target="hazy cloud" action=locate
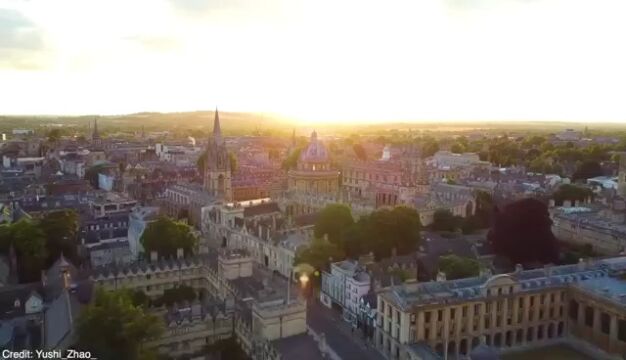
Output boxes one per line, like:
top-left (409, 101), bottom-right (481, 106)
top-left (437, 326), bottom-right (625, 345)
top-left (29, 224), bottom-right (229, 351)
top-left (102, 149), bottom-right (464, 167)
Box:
top-left (123, 35), bottom-right (182, 52)
top-left (0, 8), bottom-right (48, 69)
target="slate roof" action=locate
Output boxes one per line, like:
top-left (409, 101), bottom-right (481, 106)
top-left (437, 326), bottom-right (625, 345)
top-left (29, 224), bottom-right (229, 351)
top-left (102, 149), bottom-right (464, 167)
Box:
top-left (243, 202), bottom-right (281, 218)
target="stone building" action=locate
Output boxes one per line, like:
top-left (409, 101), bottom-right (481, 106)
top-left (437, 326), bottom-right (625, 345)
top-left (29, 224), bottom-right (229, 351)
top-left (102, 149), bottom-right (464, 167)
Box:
top-left (287, 131), bottom-right (339, 197)
top-left (203, 109), bottom-right (232, 201)
top-left (375, 257), bottom-right (626, 360)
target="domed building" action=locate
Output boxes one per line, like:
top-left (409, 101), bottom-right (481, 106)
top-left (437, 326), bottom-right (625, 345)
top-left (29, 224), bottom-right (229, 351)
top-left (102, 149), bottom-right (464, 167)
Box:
top-left (287, 131), bottom-right (340, 195)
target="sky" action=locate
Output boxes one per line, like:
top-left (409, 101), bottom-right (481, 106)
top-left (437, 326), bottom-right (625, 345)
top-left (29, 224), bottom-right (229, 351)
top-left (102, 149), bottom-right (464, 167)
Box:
top-left (1, 0), bottom-right (626, 123)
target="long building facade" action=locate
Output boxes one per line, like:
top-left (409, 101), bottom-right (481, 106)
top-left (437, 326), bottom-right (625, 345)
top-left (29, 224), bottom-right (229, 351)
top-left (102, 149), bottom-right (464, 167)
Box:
top-left (376, 257), bottom-right (626, 360)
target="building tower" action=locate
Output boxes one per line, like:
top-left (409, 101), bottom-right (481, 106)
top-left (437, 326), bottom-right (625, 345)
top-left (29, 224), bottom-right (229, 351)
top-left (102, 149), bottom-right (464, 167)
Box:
top-left (619, 152), bottom-right (626, 197)
top-left (92, 117), bottom-right (102, 147)
top-left (203, 108), bottom-right (232, 201)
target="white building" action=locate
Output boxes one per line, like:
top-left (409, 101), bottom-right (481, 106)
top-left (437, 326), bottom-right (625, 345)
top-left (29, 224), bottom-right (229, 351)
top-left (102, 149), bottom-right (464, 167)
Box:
top-left (321, 260), bottom-right (371, 324)
top-left (127, 206), bottom-right (160, 259)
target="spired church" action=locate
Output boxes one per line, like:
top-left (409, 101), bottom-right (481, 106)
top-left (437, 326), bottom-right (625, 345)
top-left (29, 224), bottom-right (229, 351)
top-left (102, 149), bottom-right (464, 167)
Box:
top-left (203, 109), bottom-right (233, 202)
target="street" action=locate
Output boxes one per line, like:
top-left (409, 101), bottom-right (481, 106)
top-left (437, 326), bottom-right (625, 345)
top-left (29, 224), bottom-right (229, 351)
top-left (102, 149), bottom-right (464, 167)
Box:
top-left (307, 298), bottom-right (385, 360)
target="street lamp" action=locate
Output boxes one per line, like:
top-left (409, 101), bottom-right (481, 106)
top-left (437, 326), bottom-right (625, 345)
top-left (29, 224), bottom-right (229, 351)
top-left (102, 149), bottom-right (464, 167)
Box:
top-left (299, 273), bottom-right (309, 288)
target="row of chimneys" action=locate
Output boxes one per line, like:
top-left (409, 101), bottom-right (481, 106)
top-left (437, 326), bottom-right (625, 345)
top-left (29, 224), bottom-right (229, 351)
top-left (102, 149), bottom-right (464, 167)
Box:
top-left (149, 248), bottom-right (185, 262)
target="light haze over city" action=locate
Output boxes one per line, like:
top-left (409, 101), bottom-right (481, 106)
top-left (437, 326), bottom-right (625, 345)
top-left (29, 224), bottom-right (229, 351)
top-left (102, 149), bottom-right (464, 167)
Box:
top-left (1, 0), bottom-right (626, 123)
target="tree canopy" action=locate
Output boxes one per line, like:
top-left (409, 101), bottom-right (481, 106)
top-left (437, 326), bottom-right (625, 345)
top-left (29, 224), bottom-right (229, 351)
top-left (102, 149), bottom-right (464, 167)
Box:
top-left (552, 184), bottom-right (593, 206)
top-left (314, 204), bottom-right (354, 244)
top-left (0, 219), bottom-right (47, 283)
top-left (488, 198), bottom-right (559, 265)
top-left (431, 209), bottom-right (461, 232)
top-left (294, 237), bottom-right (345, 274)
top-left (352, 143), bottom-right (367, 161)
top-left (39, 210), bottom-right (79, 266)
top-left (140, 216), bottom-right (197, 258)
top-left (76, 288), bottom-right (164, 360)
top-left (572, 160), bottom-right (603, 181)
top-left (282, 147), bottom-right (303, 170)
top-left (438, 255), bottom-right (481, 280)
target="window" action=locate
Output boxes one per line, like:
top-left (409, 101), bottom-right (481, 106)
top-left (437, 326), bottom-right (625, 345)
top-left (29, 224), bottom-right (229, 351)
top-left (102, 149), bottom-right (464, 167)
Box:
top-left (424, 311), bottom-right (431, 323)
top-left (601, 313), bottom-right (610, 335)
top-left (585, 306), bottom-right (594, 327)
top-left (618, 320), bottom-right (626, 342)
top-left (569, 300), bottom-right (579, 320)
top-left (438, 310), bottom-right (443, 321)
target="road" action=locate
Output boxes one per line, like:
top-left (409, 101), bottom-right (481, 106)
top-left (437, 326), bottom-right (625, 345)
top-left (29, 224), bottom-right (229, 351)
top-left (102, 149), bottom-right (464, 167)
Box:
top-left (307, 299), bottom-right (385, 360)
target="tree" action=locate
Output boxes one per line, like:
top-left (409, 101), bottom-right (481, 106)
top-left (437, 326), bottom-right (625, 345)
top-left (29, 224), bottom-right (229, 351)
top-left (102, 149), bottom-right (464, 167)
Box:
top-left (228, 151), bottom-right (238, 174)
top-left (450, 143), bottom-right (465, 154)
top-left (47, 128), bottom-right (62, 142)
top-left (76, 288), bottom-right (164, 360)
top-left (488, 198), bottom-right (559, 265)
top-left (39, 210), bottom-right (79, 266)
top-left (85, 164), bottom-right (107, 188)
top-left (358, 206), bottom-right (422, 259)
top-left (552, 184), bottom-right (593, 206)
top-left (572, 160), bottom-right (603, 181)
top-left (294, 237), bottom-right (345, 274)
top-left (140, 217), bottom-right (197, 258)
top-left (196, 151), bottom-right (207, 174)
top-left (431, 209), bottom-right (461, 232)
top-left (352, 143), bottom-right (367, 161)
top-left (314, 204), bottom-right (354, 244)
top-left (421, 140), bottom-right (439, 158)
top-left (474, 190), bottom-right (494, 228)
top-left (203, 338), bottom-right (248, 360)
top-left (155, 285), bottom-right (196, 307)
top-left (282, 147), bottom-right (302, 170)
top-left (438, 255), bottom-right (480, 280)
top-left (1, 219), bottom-right (47, 283)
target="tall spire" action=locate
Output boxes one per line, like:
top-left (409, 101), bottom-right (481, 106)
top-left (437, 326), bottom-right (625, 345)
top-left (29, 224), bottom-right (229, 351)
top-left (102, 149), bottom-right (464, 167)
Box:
top-left (92, 117), bottom-right (100, 140)
top-left (291, 128), bottom-right (296, 146)
top-left (213, 107), bottom-right (221, 139)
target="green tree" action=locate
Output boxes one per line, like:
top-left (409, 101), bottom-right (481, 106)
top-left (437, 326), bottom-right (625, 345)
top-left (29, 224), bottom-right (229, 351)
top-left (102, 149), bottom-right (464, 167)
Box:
top-left (314, 204), bottom-right (354, 244)
top-left (358, 206), bottom-right (422, 259)
top-left (155, 285), bottom-right (196, 307)
top-left (450, 143), bottom-right (465, 154)
top-left (572, 160), bottom-right (603, 181)
top-left (352, 143), bottom-right (367, 161)
top-left (294, 237), bottom-right (345, 274)
top-left (228, 151), bottom-right (238, 174)
top-left (47, 128), bottom-right (62, 142)
top-left (203, 338), bottom-right (248, 360)
top-left (438, 255), bottom-right (481, 280)
top-left (85, 164), bottom-right (107, 188)
top-left (39, 210), bottom-right (79, 266)
top-left (0, 219), bottom-right (47, 283)
top-left (196, 151), bottom-right (207, 174)
top-left (140, 217), bottom-right (197, 258)
top-left (282, 147), bottom-right (302, 170)
top-left (552, 184), bottom-right (593, 206)
top-left (76, 288), bottom-right (164, 360)
top-left (431, 209), bottom-right (461, 232)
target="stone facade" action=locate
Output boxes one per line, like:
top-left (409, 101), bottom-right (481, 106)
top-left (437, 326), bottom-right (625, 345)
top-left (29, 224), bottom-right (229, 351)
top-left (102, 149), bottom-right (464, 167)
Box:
top-left (375, 257), bottom-right (626, 360)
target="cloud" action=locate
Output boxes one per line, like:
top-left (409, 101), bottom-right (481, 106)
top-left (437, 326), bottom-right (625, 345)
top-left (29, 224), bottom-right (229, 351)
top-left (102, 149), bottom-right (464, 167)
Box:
top-left (123, 35), bottom-right (182, 52)
top-left (0, 8), bottom-right (48, 70)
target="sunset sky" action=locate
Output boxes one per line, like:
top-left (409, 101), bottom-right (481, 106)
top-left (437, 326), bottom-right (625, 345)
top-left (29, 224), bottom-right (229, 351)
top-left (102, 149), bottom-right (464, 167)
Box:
top-left (1, 0), bottom-right (625, 123)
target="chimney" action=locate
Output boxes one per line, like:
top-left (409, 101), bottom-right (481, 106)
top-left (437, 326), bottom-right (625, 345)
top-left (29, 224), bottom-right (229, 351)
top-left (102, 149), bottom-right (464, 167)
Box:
top-left (543, 264), bottom-right (552, 277)
top-left (548, 199), bottom-right (555, 208)
top-left (176, 248), bottom-right (184, 259)
top-left (514, 264), bottom-right (523, 274)
top-left (436, 271), bottom-right (447, 282)
top-left (577, 258), bottom-right (585, 271)
top-left (150, 251), bottom-right (158, 262)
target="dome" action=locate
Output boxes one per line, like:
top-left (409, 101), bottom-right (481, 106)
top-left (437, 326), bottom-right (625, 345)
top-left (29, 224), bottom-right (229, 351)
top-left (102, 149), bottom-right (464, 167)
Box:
top-left (300, 131), bottom-right (329, 163)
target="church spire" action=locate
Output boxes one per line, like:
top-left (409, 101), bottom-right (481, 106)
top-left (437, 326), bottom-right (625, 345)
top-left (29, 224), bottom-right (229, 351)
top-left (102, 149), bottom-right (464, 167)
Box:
top-left (213, 107), bottom-right (221, 139)
top-left (92, 117), bottom-right (100, 140)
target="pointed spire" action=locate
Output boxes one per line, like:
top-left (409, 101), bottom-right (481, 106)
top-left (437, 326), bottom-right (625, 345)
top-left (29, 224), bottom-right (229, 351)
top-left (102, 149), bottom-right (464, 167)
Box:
top-left (291, 128), bottom-right (296, 146)
top-left (92, 117), bottom-right (100, 140)
top-left (213, 107), bottom-right (221, 138)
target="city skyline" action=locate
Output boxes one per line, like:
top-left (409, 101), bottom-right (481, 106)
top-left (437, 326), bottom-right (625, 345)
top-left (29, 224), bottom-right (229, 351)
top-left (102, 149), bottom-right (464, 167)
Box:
top-left (1, 0), bottom-right (626, 124)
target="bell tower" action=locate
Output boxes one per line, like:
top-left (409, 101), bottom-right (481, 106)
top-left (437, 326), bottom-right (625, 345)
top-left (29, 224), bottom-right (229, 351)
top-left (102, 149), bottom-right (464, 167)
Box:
top-left (203, 108), bottom-right (232, 201)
